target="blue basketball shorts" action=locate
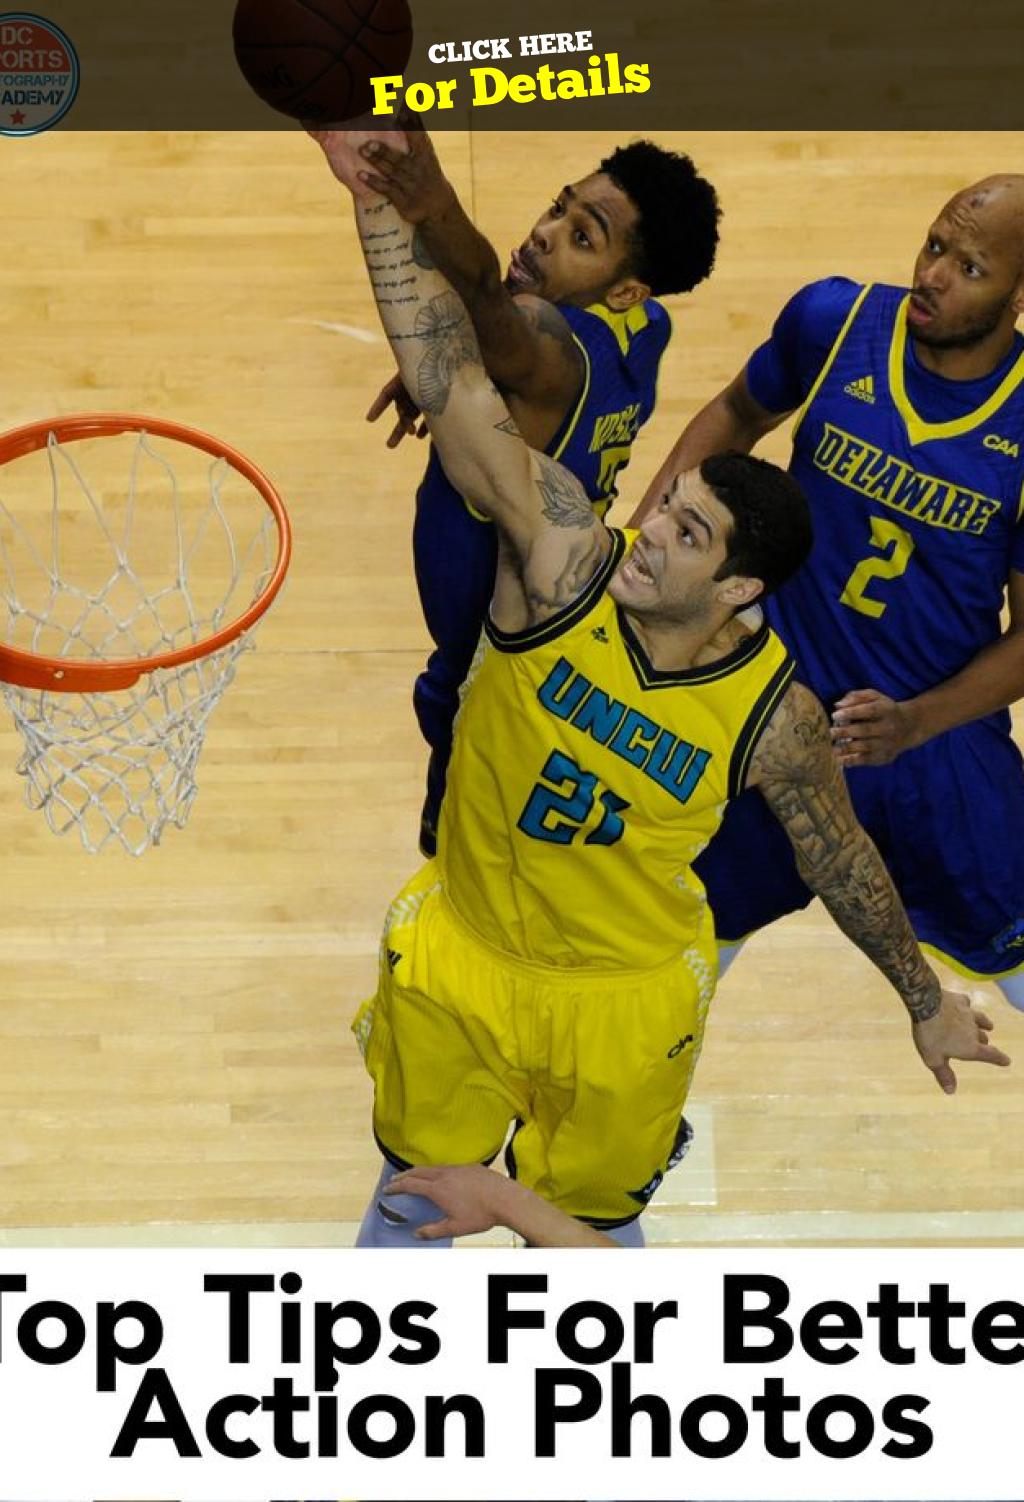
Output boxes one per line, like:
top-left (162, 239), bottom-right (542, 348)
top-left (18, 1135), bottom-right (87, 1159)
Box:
top-left (695, 717), bottom-right (1024, 980)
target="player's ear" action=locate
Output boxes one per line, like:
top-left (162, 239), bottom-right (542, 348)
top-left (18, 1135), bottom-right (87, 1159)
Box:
top-left (714, 574), bottom-right (764, 610)
top-left (605, 276), bottom-right (651, 312)
top-left (1011, 275), bottom-right (1024, 319)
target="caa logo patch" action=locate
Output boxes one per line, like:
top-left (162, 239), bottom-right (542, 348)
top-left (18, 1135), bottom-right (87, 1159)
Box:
top-left (0, 12), bottom-right (79, 136)
top-left (983, 433), bottom-right (1020, 458)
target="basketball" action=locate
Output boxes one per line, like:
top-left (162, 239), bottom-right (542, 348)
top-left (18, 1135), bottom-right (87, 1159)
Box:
top-left (232, 0), bottom-right (414, 123)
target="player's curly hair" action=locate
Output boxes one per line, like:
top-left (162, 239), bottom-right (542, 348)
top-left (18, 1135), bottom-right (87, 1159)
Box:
top-left (702, 451), bottom-right (813, 600)
top-left (599, 140), bottom-right (721, 295)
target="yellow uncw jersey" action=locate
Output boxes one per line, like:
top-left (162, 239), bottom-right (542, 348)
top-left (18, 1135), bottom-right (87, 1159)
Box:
top-left (440, 528), bottom-right (796, 971)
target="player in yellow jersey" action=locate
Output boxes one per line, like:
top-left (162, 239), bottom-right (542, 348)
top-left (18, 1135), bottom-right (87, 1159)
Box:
top-left (316, 130), bottom-right (1009, 1248)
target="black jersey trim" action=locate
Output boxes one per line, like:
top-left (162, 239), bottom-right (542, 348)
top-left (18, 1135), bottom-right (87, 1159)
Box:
top-left (485, 527), bottom-right (626, 654)
top-left (577, 1209), bottom-right (643, 1230)
top-left (618, 607), bottom-right (776, 691)
top-left (374, 1130), bottom-right (501, 1174)
top-left (727, 654), bottom-right (798, 798)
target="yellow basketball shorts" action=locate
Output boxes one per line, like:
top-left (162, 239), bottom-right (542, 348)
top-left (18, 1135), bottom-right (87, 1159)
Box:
top-left (353, 861), bottom-right (717, 1226)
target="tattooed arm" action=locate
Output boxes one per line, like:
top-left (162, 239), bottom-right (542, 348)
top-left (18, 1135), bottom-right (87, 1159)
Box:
top-left (748, 680), bottom-right (1010, 1093)
top-left (354, 133), bottom-right (585, 425)
top-left (330, 147), bottom-right (610, 630)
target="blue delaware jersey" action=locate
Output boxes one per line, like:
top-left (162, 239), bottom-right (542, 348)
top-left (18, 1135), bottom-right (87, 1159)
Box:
top-left (695, 279), bottom-right (1024, 979)
top-left (547, 299), bottom-right (672, 509)
top-left (766, 281), bottom-right (1024, 716)
top-left (413, 297), bottom-right (671, 837)
top-left (415, 297), bottom-right (671, 530)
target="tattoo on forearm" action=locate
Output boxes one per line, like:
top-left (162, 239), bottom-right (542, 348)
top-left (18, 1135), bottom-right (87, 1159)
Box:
top-left (409, 292), bottom-right (481, 415)
top-left (520, 300), bottom-right (580, 358)
top-left (522, 541), bottom-right (605, 616)
top-left (534, 453), bottom-right (596, 530)
top-left (753, 685), bottom-right (941, 1022)
top-left (494, 416), bottom-right (521, 437)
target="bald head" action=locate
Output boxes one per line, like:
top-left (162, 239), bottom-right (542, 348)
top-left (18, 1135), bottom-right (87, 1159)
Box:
top-left (944, 176), bottom-right (1024, 270)
top-left (909, 176), bottom-right (1024, 359)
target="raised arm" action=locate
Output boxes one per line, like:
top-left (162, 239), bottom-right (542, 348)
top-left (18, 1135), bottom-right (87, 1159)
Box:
top-left (317, 131), bottom-right (609, 629)
top-left (747, 680), bottom-right (1011, 1093)
top-left (324, 129), bottom-right (583, 436)
top-left (631, 369), bottom-right (789, 524)
top-left (632, 278), bottom-right (865, 524)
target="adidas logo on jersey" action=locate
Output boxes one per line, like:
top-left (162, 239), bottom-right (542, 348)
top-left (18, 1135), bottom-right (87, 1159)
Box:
top-left (844, 374), bottom-right (876, 403)
top-left (592, 625), bottom-right (609, 643)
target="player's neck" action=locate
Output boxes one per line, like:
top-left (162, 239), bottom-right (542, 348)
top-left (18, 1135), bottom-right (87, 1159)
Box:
top-left (911, 323), bottom-right (1018, 381)
top-left (625, 609), bottom-right (752, 672)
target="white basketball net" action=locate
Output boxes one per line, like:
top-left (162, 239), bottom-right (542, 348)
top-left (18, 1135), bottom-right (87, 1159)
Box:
top-left (0, 429), bottom-right (282, 854)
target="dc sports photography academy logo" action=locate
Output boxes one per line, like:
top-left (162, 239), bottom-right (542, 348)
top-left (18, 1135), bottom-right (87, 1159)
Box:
top-left (0, 11), bottom-right (79, 135)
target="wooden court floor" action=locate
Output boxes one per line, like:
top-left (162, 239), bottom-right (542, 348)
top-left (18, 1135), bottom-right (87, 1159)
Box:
top-left (1, 130), bottom-right (1022, 1246)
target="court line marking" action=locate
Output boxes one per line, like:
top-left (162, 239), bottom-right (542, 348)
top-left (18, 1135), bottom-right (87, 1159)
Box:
top-left (289, 317), bottom-right (381, 342)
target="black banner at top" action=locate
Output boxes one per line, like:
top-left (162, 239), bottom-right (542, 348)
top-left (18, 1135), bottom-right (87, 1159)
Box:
top-left (1, 0), bottom-right (1021, 131)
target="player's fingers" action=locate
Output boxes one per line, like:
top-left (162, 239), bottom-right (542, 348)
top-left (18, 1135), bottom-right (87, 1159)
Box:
top-left (972, 1009), bottom-right (995, 1031)
top-left (972, 1043), bottom-right (1011, 1066)
top-left (415, 1219), bottom-right (456, 1240)
top-left (384, 1170), bottom-right (426, 1194)
top-left (834, 689), bottom-right (880, 707)
top-left (356, 169), bottom-right (396, 198)
top-left (830, 721), bottom-right (884, 743)
top-left (931, 1062), bottom-right (957, 1094)
top-left (841, 742), bottom-right (896, 766)
top-left (367, 387), bottom-right (397, 423)
top-left (832, 702), bottom-right (886, 726)
top-left (416, 420), bottom-right (429, 438)
top-left (386, 419), bottom-right (408, 449)
top-left (359, 140), bottom-right (405, 169)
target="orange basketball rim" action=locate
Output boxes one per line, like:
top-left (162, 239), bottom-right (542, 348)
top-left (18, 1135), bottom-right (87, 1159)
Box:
top-left (0, 412), bottom-right (292, 692)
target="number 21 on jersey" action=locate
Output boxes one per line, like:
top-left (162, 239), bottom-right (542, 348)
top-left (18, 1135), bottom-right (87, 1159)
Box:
top-left (518, 751), bottom-right (630, 846)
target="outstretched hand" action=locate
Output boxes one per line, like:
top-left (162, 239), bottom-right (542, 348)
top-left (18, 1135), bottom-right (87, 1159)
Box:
top-left (354, 130), bottom-right (453, 222)
top-left (912, 989), bottom-right (1010, 1094)
top-left (384, 1163), bottom-right (507, 1239)
top-left (308, 126), bottom-right (410, 199)
top-left (368, 372), bottom-right (427, 446)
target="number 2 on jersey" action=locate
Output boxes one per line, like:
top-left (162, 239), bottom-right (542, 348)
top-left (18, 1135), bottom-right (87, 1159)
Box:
top-left (518, 750), bottom-right (630, 847)
top-left (839, 516), bottom-right (916, 619)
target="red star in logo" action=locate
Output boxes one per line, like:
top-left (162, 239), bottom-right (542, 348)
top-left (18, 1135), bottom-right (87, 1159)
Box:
top-left (10, 110), bottom-right (25, 125)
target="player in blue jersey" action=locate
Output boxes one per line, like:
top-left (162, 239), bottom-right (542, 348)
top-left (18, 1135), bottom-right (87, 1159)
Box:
top-left (347, 130), bottom-right (721, 853)
top-left (637, 174), bottom-right (1024, 1006)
